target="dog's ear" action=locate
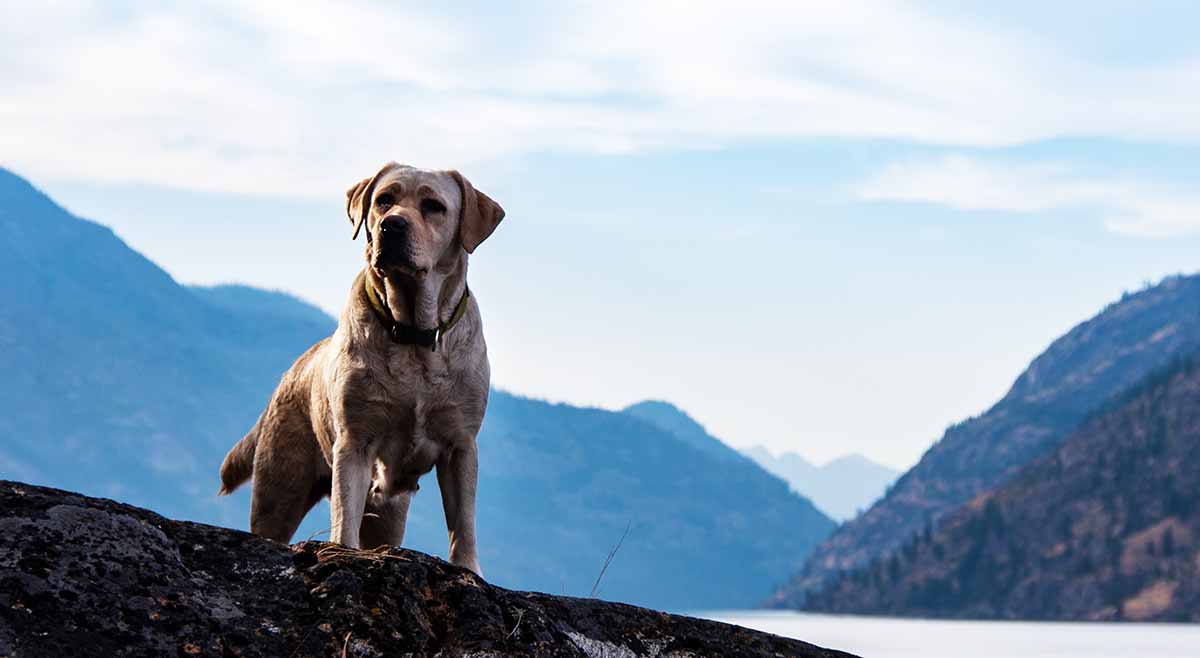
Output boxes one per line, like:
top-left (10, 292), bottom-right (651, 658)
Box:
top-left (346, 177), bottom-right (372, 240)
top-left (449, 171), bottom-right (505, 253)
top-left (345, 163), bottom-right (395, 240)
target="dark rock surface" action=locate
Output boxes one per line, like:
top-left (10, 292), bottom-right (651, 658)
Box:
top-left (0, 481), bottom-right (855, 657)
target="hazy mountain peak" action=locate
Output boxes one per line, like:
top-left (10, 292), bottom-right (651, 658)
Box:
top-left (822, 453), bottom-right (871, 468)
top-left (188, 284), bottom-right (334, 329)
top-left (742, 447), bottom-right (899, 522)
top-left (622, 399), bottom-right (747, 465)
top-left (0, 166), bottom-right (48, 200)
top-left (0, 166), bottom-right (78, 229)
top-left (622, 399), bottom-right (708, 436)
top-left (742, 444), bottom-right (782, 464)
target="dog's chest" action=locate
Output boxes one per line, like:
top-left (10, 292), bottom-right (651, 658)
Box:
top-left (375, 354), bottom-right (466, 487)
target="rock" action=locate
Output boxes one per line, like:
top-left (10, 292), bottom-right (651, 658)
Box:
top-left (0, 481), bottom-right (856, 657)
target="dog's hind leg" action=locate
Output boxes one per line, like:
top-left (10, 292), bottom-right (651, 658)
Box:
top-left (359, 485), bottom-right (413, 549)
top-left (248, 422), bottom-right (326, 543)
top-left (250, 479), bottom-right (326, 544)
top-left (249, 463), bottom-right (323, 544)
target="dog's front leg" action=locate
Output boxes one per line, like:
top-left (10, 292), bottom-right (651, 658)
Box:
top-left (436, 441), bottom-right (482, 576)
top-left (330, 439), bottom-right (372, 549)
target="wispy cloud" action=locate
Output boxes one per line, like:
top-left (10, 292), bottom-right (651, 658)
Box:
top-left (2, 2), bottom-right (1200, 197)
top-left (855, 154), bottom-right (1200, 237)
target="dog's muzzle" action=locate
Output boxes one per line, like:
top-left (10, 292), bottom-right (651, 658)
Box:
top-left (376, 216), bottom-right (416, 268)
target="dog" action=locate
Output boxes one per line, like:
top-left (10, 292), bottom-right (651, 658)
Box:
top-left (218, 162), bottom-right (504, 576)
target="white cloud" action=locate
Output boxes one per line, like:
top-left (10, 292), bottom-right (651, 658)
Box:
top-left (2, 1), bottom-right (1200, 197)
top-left (855, 154), bottom-right (1200, 237)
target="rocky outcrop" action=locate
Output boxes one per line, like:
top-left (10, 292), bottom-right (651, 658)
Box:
top-left (0, 481), bottom-right (854, 657)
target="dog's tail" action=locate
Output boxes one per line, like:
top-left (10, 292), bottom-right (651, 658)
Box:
top-left (218, 415), bottom-right (262, 496)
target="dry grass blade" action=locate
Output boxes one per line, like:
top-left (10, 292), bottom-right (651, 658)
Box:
top-left (305, 527), bottom-right (331, 542)
top-left (313, 543), bottom-right (416, 566)
top-left (506, 609), bottom-right (525, 639)
top-left (589, 520), bottom-right (631, 598)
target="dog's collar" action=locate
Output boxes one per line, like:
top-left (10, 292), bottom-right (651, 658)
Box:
top-left (363, 275), bottom-right (470, 352)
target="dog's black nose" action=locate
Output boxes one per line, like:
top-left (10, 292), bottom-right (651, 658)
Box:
top-left (379, 216), bottom-right (409, 235)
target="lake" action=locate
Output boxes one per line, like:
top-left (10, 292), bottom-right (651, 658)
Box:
top-left (702, 611), bottom-right (1200, 657)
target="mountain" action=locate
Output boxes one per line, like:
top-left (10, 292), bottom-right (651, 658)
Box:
top-left (772, 273), bottom-right (1200, 606)
top-left (0, 168), bottom-right (835, 611)
top-left (623, 400), bottom-right (756, 464)
top-left (742, 447), bottom-right (900, 521)
top-left (0, 167), bottom-right (336, 523)
top-left (803, 357), bottom-right (1200, 621)
top-left (416, 394), bottom-right (836, 610)
top-left (628, 402), bottom-right (903, 523)
top-left (189, 283), bottom-right (338, 328)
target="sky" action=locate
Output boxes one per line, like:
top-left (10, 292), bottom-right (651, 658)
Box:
top-left (4, 1), bottom-right (1200, 469)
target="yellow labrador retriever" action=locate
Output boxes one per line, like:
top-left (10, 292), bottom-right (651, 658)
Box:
top-left (218, 162), bottom-right (504, 576)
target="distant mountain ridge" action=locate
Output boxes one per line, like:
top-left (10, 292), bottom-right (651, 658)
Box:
top-left (742, 447), bottom-right (899, 522)
top-left (773, 272), bottom-right (1200, 606)
top-left (0, 168), bottom-right (834, 611)
top-left (447, 393), bottom-right (835, 609)
top-left (0, 167), bottom-right (334, 512)
top-left (803, 356), bottom-right (1200, 621)
top-left (620, 401), bottom-right (896, 523)
top-left (622, 400), bottom-right (756, 464)
top-left (189, 284), bottom-right (335, 328)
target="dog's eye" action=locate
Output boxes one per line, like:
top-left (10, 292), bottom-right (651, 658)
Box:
top-left (420, 198), bottom-right (447, 216)
top-left (374, 193), bottom-right (395, 209)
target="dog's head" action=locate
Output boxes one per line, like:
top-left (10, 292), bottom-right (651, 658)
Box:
top-left (345, 163), bottom-right (504, 276)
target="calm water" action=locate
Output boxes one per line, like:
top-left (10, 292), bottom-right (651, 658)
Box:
top-left (702, 611), bottom-right (1200, 658)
